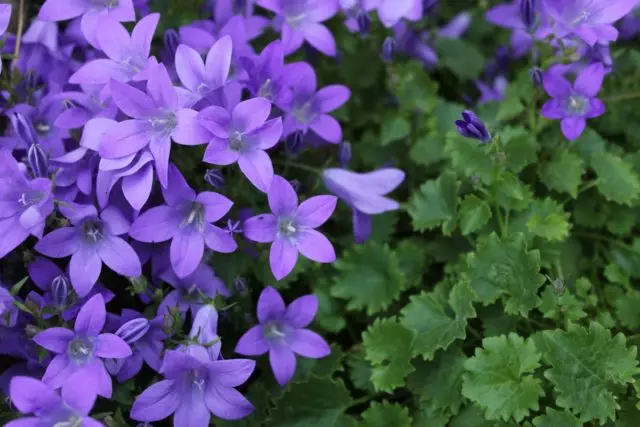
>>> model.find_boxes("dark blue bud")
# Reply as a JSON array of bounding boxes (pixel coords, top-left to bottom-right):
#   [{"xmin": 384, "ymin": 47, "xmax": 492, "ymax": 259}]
[
  {"xmin": 116, "ymin": 317, "xmax": 150, "ymax": 345},
  {"xmin": 204, "ymin": 169, "xmax": 224, "ymax": 188},
  {"xmin": 455, "ymin": 110, "xmax": 491, "ymax": 143},
  {"xmin": 356, "ymin": 11, "xmax": 370, "ymax": 34},
  {"xmin": 289, "ymin": 179, "xmax": 301, "ymax": 192},
  {"xmin": 382, "ymin": 37, "xmax": 396, "ymax": 63},
  {"xmin": 339, "ymin": 141, "xmax": 351, "ymax": 168},
  {"xmin": 51, "ymin": 275, "xmax": 70, "ymax": 308},
  {"xmin": 233, "ymin": 277, "xmax": 247, "ymax": 293},
  {"xmin": 27, "ymin": 143, "xmax": 48, "ymax": 178},
  {"xmin": 519, "ymin": 0, "xmax": 536, "ymax": 30},
  {"xmin": 529, "ymin": 67, "xmax": 543, "ymax": 87},
  {"xmin": 10, "ymin": 112, "xmax": 38, "ymax": 146},
  {"xmin": 286, "ymin": 131, "xmax": 305, "ymax": 156},
  {"xmin": 423, "ymin": 0, "xmax": 438, "ymax": 14},
  {"xmin": 163, "ymin": 29, "xmax": 180, "ymax": 58}
]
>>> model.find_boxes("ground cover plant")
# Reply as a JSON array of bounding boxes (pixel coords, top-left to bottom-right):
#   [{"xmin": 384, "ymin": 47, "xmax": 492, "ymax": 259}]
[{"xmin": 2, "ymin": 0, "xmax": 640, "ymax": 426}]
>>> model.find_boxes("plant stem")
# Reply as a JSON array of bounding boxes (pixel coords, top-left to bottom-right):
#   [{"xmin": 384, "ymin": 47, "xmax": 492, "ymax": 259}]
[
  {"xmin": 11, "ymin": 0, "xmax": 25, "ymax": 70},
  {"xmin": 602, "ymin": 92, "xmax": 640, "ymax": 103},
  {"xmin": 274, "ymin": 160, "xmax": 320, "ymax": 175}
]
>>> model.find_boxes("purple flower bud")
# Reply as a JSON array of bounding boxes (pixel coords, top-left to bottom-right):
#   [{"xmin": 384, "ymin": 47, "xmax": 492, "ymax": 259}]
[
  {"xmin": 10, "ymin": 112, "xmax": 38, "ymax": 146},
  {"xmin": 519, "ymin": 0, "xmax": 536, "ymax": 30},
  {"xmin": 27, "ymin": 143, "xmax": 48, "ymax": 178},
  {"xmin": 382, "ymin": 37, "xmax": 396, "ymax": 63},
  {"xmin": 115, "ymin": 317, "xmax": 150, "ymax": 345},
  {"xmin": 423, "ymin": 0, "xmax": 438, "ymax": 14},
  {"xmin": 204, "ymin": 168, "xmax": 224, "ymax": 188},
  {"xmin": 339, "ymin": 141, "xmax": 351, "ymax": 168},
  {"xmin": 455, "ymin": 110, "xmax": 491, "ymax": 143},
  {"xmin": 289, "ymin": 179, "xmax": 302, "ymax": 192},
  {"xmin": 51, "ymin": 275, "xmax": 70, "ymax": 308},
  {"xmin": 233, "ymin": 277, "xmax": 247, "ymax": 293},
  {"xmin": 356, "ymin": 11, "xmax": 370, "ymax": 34},
  {"xmin": 286, "ymin": 131, "xmax": 305, "ymax": 156},
  {"xmin": 529, "ymin": 67, "xmax": 543, "ymax": 87},
  {"xmin": 163, "ymin": 29, "xmax": 180, "ymax": 58}
]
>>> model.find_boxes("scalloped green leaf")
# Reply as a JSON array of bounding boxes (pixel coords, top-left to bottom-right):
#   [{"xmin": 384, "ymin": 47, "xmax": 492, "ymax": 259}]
[
  {"xmin": 538, "ymin": 150, "xmax": 585, "ymax": 197},
  {"xmin": 407, "ymin": 171, "xmax": 459, "ymax": 233},
  {"xmin": 362, "ymin": 402, "xmax": 412, "ymax": 427},
  {"xmin": 591, "ymin": 152, "xmax": 640, "ymax": 205}
]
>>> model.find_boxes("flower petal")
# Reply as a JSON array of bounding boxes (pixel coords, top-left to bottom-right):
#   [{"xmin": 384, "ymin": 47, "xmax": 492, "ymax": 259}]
[
  {"xmin": 243, "ymin": 214, "xmax": 278, "ymax": 243},
  {"xmin": 238, "ymin": 149, "xmax": 274, "ymax": 193},
  {"xmin": 295, "ymin": 195, "xmax": 336, "ymax": 228},
  {"xmin": 310, "ymin": 114, "xmax": 342, "ymax": 144},
  {"xmin": 284, "ymin": 295, "xmax": 318, "ymax": 329},
  {"xmin": 170, "ymin": 227, "xmax": 205, "ymax": 278},
  {"xmin": 268, "ymin": 175, "xmax": 298, "ymax": 216},
  {"xmin": 296, "ymin": 230, "xmax": 336, "ymax": 263},
  {"xmin": 235, "ymin": 325, "xmax": 269, "ymax": 356},
  {"xmin": 561, "ymin": 117, "xmax": 586, "ymax": 141},
  {"xmin": 575, "ymin": 62, "xmax": 605, "ymax": 97},
  {"xmin": 269, "ymin": 346, "xmax": 296, "ymax": 386},
  {"xmin": 207, "ymin": 359, "xmax": 255, "ymax": 387},
  {"xmin": 130, "ymin": 380, "xmax": 180, "ymax": 422},
  {"xmin": 205, "ymin": 384, "xmax": 254, "ymax": 420},
  {"xmin": 269, "ymin": 238, "xmax": 299, "ymax": 280},
  {"xmin": 288, "ymin": 329, "xmax": 331, "ymax": 358},
  {"xmin": 33, "ymin": 327, "xmax": 74, "ymax": 353},
  {"xmin": 232, "ymin": 98, "xmax": 271, "ymax": 133},
  {"xmin": 69, "ymin": 249, "xmax": 102, "ymax": 297},
  {"xmin": 314, "ymin": 85, "xmax": 350, "ymax": 113},
  {"xmin": 205, "ymin": 35, "xmax": 233, "ymax": 88},
  {"xmin": 129, "ymin": 205, "xmax": 180, "ymax": 242},
  {"xmin": 34, "ymin": 227, "xmax": 78, "ymax": 258},
  {"xmin": 95, "ymin": 333, "xmax": 132, "ymax": 358},
  {"xmin": 74, "ymin": 294, "xmax": 106, "ymax": 335}
]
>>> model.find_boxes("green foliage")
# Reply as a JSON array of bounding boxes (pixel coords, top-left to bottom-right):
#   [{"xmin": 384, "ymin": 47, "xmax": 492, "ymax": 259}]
[
  {"xmin": 591, "ymin": 152, "xmax": 640, "ymax": 205},
  {"xmin": 361, "ymin": 402, "xmax": 412, "ymax": 427},
  {"xmin": 538, "ymin": 151, "xmax": 585, "ymax": 198},
  {"xmin": 408, "ymin": 171, "xmax": 459, "ymax": 233},
  {"xmin": 462, "ymin": 334, "xmax": 544, "ymax": 422}
]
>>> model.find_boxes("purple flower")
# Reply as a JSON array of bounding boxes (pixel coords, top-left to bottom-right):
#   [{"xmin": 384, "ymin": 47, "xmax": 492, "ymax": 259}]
[
  {"xmin": 33, "ymin": 294, "xmax": 132, "ymax": 400},
  {"xmin": 455, "ymin": 110, "xmax": 492, "ymax": 143},
  {"xmin": 69, "ymin": 14, "xmax": 160, "ymax": 87},
  {"xmin": 158, "ymin": 262, "xmax": 229, "ymax": 317},
  {"xmin": 0, "ymin": 285, "xmax": 18, "ymax": 327},
  {"xmin": 542, "ymin": 0, "xmax": 638, "ymax": 45},
  {"xmin": 38, "ymin": 0, "xmax": 135, "ymax": 47},
  {"xmin": 243, "ymin": 175, "xmax": 337, "ymax": 280},
  {"xmin": 476, "ymin": 75, "xmax": 508, "ymax": 104},
  {"xmin": 0, "ymin": 150, "xmax": 54, "ymax": 258},
  {"xmin": 35, "ymin": 203, "xmax": 142, "ymax": 296},
  {"xmin": 373, "ymin": 0, "xmax": 423, "ymax": 28},
  {"xmin": 130, "ymin": 345, "xmax": 255, "ymax": 425},
  {"xmin": 257, "ymin": 0, "xmax": 339, "ymax": 56},
  {"xmin": 322, "ymin": 168, "xmax": 404, "ymax": 243},
  {"xmin": 106, "ymin": 309, "xmax": 165, "ymax": 381},
  {"xmin": 130, "ymin": 164, "xmax": 237, "ymax": 278},
  {"xmin": 485, "ymin": 0, "xmax": 546, "ymax": 57},
  {"xmin": 199, "ymin": 97, "xmax": 283, "ymax": 192},
  {"xmin": 8, "ymin": 376, "xmax": 101, "ymax": 427},
  {"xmin": 98, "ymin": 65, "xmax": 205, "ymax": 187},
  {"xmin": 541, "ymin": 62, "xmax": 606, "ymax": 141},
  {"xmin": 281, "ymin": 63, "xmax": 350, "ymax": 144},
  {"xmin": 175, "ymin": 36, "xmax": 232, "ymax": 106},
  {"xmin": 189, "ymin": 304, "xmax": 222, "ymax": 359},
  {"xmin": 235, "ymin": 287, "xmax": 330, "ymax": 385},
  {"xmin": 239, "ymin": 40, "xmax": 295, "ymax": 107}
]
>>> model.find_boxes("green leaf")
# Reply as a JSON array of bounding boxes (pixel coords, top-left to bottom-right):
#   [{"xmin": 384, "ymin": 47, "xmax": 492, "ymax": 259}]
[
  {"xmin": 445, "ymin": 134, "xmax": 494, "ymax": 183},
  {"xmin": 591, "ymin": 152, "xmax": 640, "ymax": 205},
  {"xmin": 396, "ymin": 239, "xmax": 428, "ymax": 287},
  {"xmin": 495, "ymin": 173, "xmax": 534, "ymax": 211},
  {"xmin": 450, "ymin": 405, "xmax": 519, "ymax": 427},
  {"xmin": 407, "ymin": 345, "xmax": 467, "ymax": 413},
  {"xmin": 346, "ymin": 349, "xmax": 375, "ymax": 393},
  {"xmin": 459, "ymin": 195, "xmax": 492, "ymax": 235},
  {"xmin": 538, "ymin": 150, "xmax": 585, "ymax": 197},
  {"xmin": 407, "ymin": 171, "xmax": 459, "ymax": 233},
  {"xmin": 614, "ymin": 290, "xmax": 640, "ymax": 329},
  {"xmin": 435, "ymin": 37, "xmax": 485, "ymax": 80},
  {"xmin": 295, "ymin": 344, "xmax": 344, "ymax": 381},
  {"xmin": 532, "ymin": 408, "xmax": 583, "ymax": 427},
  {"xmin": 331, "ymin": 242, "xmax": 406, "ymax": 315},
  {"xmin": 412, "ymin": 407, "xmax": 451, "ymax": 427},
  {"xmin": 525, "ymin": 198, "xmax": 571, "ymax": 241},
  {"xmin": 269, "ymin": 377, "xmax": 353, "ymax": 427},
  {"xmin": 314, "ymin": 279, "xmax": 347, "ymax": 333},
  {"xmin": 362, "ymin": 402, "xmax": 412, "ymax": 427},
  {"xmin": 533, "ymin": 323, "xmax": 640, "ymax": 423},
  {"xmin": 468, "ymin": 233, "xmax": 546, "ymax": 316},
  {"xmin": 500, "ymin": 126, "xmax": 540, "ymax": 173},
  {"xmin": 401, "ymin": 280, "xmax": 476, "ymax": 360},
  {"xmin": 410, "ymin": 134, "xmax": 447, "ymax": 167},
  {"xmin": 462, "ymin": 333, "xmax": 544, "ymax": 422},
  {"xmin": 538, "ymin": 287, "xmax": 587, "ymax": 322},
  {"xmin": 389, "ymin": 62, "xmax": 439, "ymax": 112},
  {"xmin": 496, "ymin": 93, "xmax": 525, "ymax": 122},
  {"xmin": 380, "ymin": 116, "xmax": 411, "ymax": 146},
  {"xmin": 362, "ymin": 318, "xmax": 415, "ymax": 393}
]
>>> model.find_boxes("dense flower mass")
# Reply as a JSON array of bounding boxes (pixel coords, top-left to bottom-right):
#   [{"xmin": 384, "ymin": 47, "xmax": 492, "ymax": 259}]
[{"xmin": 1, "ymin": 0, "xmax": 639, "ymax": 425}]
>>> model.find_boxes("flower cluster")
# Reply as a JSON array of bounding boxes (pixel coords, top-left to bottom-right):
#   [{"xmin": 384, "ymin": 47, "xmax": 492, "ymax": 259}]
[{"xmin": 0, "ymin": 0, "xmax": 406, "ymax": 426}]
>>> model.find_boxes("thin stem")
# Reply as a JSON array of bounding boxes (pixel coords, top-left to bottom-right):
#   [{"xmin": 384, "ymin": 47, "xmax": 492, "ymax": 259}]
[
  {"xmin": 274, "ymin": 160, "xmax": 320, "ymax": 175},
  {"xmin": 602, "ymin": 92, "xmax": 640, "ymax": 103},
  {"xmin": 11, "ymin": 0, "xmax": 25, "ymax": 70},
  {"xmin": 574, "ymin": 230, "xmax": 640, "ymax": 255}
]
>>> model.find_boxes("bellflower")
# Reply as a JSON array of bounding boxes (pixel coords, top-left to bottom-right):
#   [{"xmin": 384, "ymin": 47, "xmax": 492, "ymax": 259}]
[
  {"xmin": 455, "ymin": 110, "xmax": 492, "ymax": 143},
  {"xmin": 199, "ymin": 97, "xmax": 283, "ymax": 192},
  {"xmin": 542, "ymin": 0, "xmax": 639, "ymax": 46},
  {"xmin": 0, "ymin": 285, "xmax": 18, "ymax": 327},
  {"xmin": 0, "ymin": 150, "xmax": 54, "ymax": 258},
  {"xmin": 130, "ymin": 345, "xmax": 255, "ymax": 426},
  {"xmin": 69, "ymin": 14, "xmax": 160, "ymax": 88},
  {"xmin": 214, "ymin": 0, "xmax": 270, "ymax": 40},
  {"xmin": 281, "ymin": 63, "xmax": 350, "ymax": 144},
  {"xmin": 129, "ymin": 164, "xmax": 237, "ymax": 278},
  {"xmin": 8, "ymin": 376, "xmax": 101, "ymax": 427},
  {"xmin": 541, "ymin": 62, "xmax": 605, "ymax": 141},
  {"xmin": 158, "ymin": 261, "xmax": 229, "ymax": 317},
  {"xmin": 38, "ymin": 0, "xmax": 135, "ymax": 47},
  {"xmin": 485, "ymin": 0, "xmax": 547, "ymax": 57},
  {"xmin": 322, "ymin": 168, "xmax": 404, "ymax": 243},
  {"xmin": 189, "ymin": 304, "xmax": 222, "ymax": 359},
  {"xmin": 174, "ymin": 35, "xmax": 232, "ymax": 106},
  {"xmin": 239, "ymin": 40, "xmax": 295, "ymax": 107},
  {"xmin": 105, "ymin": 309, "xmax": 165, "ymax": 381},
  {"xmin": 235, "ymin": 286, "xmax": 330, "ymax": 385},
  {"xmin": 35, "ymin": 203, "xmax": 142, "ymax": 296},
  {"xmin": 98, "ymin": 65, "xmax": 205, "ymax": 187},
  {"xmin": 257, "ymin": 0, "xmax": 339, "ymax": 56},
  {"xmin": 371, "ymin": 0, "xmax": 423, "ymax": 28},
  {"xmin": 243, "ymin": 175, "xmax": 337, "ymax": 280},
  {"xmin": 33, "ymin": 294, "xmax": 132, "ymax": 400}
]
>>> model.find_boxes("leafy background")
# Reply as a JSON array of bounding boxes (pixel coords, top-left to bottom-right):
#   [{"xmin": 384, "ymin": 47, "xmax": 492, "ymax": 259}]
[{"xmin": 4, "ymin": 0, "xmax": 640, "ymax": 426}]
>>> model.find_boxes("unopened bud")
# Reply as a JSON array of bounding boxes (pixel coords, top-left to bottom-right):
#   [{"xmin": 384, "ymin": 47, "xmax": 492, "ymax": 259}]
[
  {"xmin": 356, "ymin": 11, "xmax": 370, "ymax": 34},
  {"xmin": 116, "ymin": 317, "xmax": 150, "ymax": 345},
  {"xmin": 519, "ymin": 0, "xmax": 537, "ymax": 30},
  {"xmin": 163, "ymin": 29, "xmax": 180, "ymax": 58},
  {"xmin": 51, "ymin": 275, "xmax": 70, "ymax": 308},
  {"xmin": 338, "ymin": 141, "xmax": 351, "ymax": 168},
  {"xmin": 382, "ymin": 37, "xmax": 396, "ymax": 63},
  {"xmin": 10, "ymin": 112, "xmax": 38, "ymax": 146},
  {"xmin": 27, "ymin": 143, "xmax": 48, "ymax": 178}
]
